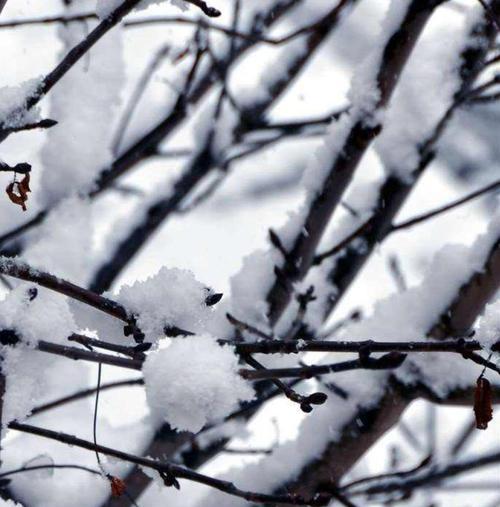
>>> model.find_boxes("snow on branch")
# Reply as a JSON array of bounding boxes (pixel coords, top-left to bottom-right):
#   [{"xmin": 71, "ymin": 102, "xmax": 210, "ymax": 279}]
[
  {"xmin": 306, "ymin": 1, "xmax": 499, "ymax": 327},
  {"xmin": 234, "ymin": 0, "xmax": 444, "ymax": 331},
  {"xmin": 188, "ymin": 208, "xmax": 500, "ymax": 507}
]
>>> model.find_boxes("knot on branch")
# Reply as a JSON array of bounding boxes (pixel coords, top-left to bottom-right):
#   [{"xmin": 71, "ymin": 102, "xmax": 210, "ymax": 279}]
[{"xmin": 359, "ymin": 348, "xmax": 407, "ymax": 370}]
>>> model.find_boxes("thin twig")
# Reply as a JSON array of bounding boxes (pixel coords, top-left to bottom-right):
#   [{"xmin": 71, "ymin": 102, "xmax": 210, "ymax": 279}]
[
  {"xmin": 31, "ymin": 378, "xmax": 143, "ymax": 415},
  {"xmin": 239, "ymin": 353, "xmax": 407, "ymax": 381},
  {"xmin": 391, "ymin": 178, "xmax": 500, "ymax": 232},
  {"xmin": 8, "ymin": 422, "xmax": 332, "ymax": 506}
]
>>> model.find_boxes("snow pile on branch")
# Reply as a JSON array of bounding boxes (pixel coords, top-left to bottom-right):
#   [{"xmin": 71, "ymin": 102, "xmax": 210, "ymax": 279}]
[
  {"xmin": 376, "ymin": 6, "xmax": 485, "ymax": 180},
  {"xmin": 96, "ymin": 0, "xmax": 188, "ymax": 19},
  {"xmin": 301, "ymin": 0, "xmax": 411, "ymax": 195},
  {"xmin": 0, "ymin": 500, "xmax": 23, "ymax": 507},
  {"xmin": 0, "ymin": 78, "xmax": 41, "ymax": 128},
  {"xmin": 73, "ymin": 267, "xmax": 216, "ymax": 343},
  {"xmin": 224, "ymin": 248, "xmax": 281, "ymax": 334},
  {"xmin": 476, "ymin": 299, "xmax": 500, "ymax": 351},
  {"xmin": 143, "ymin": 335, "xmax": 254, "ymax": 432},
  {"xmin": 341, "ymin": 210, "xmax": 500, "ymax": 395},
  {"xmin": 0, "ymin": 285, "xmax": 75, "ymax": 347},
  {"xmin": 0, "ymin": 286, "xmax": 76, "ymax": 425},
  {"xmin": 39, "ymin": 12, "xmax": 124, "ymax": 207}
]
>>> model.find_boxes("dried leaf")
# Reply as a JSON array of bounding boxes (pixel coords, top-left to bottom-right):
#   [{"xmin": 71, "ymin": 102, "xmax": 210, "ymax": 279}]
[
  {"xmin": 19, "ymin": 173, "xmax": 31, "ymax": 193},
  {"xmin": 474, "ymin": 377, "xmax": 493, "ymax": 430},
  {"xmin": 109, "ymin": 476, "xmax": 126, "ymax": 497},
  {"xmin": 6, "ymin": 182, "xmax": 27, "ymax": 211}
]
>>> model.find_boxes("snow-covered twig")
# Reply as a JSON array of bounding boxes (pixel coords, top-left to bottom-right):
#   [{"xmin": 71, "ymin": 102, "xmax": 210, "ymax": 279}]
[
  {"xmin": 0, "ymin": 0, "xmax": 144, "ymax": 143},
  {"xmin": 0, "ymin": 258, "xmax": 131, "ymax": 325}
]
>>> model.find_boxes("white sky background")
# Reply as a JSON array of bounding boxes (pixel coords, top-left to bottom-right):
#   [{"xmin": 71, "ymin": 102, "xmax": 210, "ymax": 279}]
[{"xmin": 0, "ymin": 0, "xmax": 499, "ymax": 506}]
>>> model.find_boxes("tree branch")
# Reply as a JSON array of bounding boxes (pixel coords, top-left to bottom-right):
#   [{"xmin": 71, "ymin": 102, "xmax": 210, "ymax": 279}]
[
  {"xmin": 265, "ymin": 0, "xmax": 442, "ymax": 326},
  {"xmin": 319, "ymin": 0, "xmax": 498, "ymax": 323},
  {"xmin": 0, "ymin": 0, "xmax": 145, "ymax": 142},
  {"xmin": 7, "ymin": 422, "xmax": 333, "ymax": 506}
]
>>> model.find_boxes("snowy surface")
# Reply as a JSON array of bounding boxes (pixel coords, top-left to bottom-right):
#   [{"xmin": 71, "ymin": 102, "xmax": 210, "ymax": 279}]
[
  {"xmin": 0, "ymin": 286, "xmax": 76, "ymax": 426},
  {"xmin": 96, "ymin": 0, "xmax": 188, "ymax": 19},
  {"xmin": 476, "ymin": 298, "xmax": 500, "ymax": 351},
  {"xmin": 0, "ymin": 500, "xmax": 23, "ymax": 507},
  {"xmin": 0, "ymin": 78, "xmax": 41, "ymax": 128},
  {"xmin": 143, "ymin": 335, "xmax": 254, "ymax": 432}
]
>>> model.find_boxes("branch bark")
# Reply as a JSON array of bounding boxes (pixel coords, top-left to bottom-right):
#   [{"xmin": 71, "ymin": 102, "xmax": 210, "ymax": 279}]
[
  {"xmin": 276, "ymin": 224, "xmax": 500, "ymax": 500},
  {"xmin": 319, "ymin": 0, "xmax": 499, "ymax": 322},
  {"xmin": 265, "ymin": 0, "xmax": 444, "ymax": 326}
]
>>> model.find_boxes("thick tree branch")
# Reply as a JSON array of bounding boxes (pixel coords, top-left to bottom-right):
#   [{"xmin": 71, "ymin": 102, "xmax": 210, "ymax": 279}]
[
  {"xmin": 265, "ymin": 0, "xmax": 443, "ymax": 326},
  {"xmin": 0, "ymin": 258, "xmax": 130, "ymax": 323},
  {"xmin": 320, "ymin": 0, "xmax": 499, "ymax": 323}
]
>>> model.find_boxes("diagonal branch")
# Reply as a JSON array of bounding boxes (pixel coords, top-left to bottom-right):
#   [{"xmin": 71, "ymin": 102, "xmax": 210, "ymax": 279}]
[
  {"xmin": 0, "ymin": 258, "xmax": 129, "ymax": 323},
  {"xmin": 89, "ymin": 0, "xmax": 358, "ymax": 294},
  {"xmin": 265, "ymin": 0, "xmax": 444, "ymax": 326},
  {"xmin": 318, "ymin": 1, "xmax": 499, "ymax": 323},
  {"xmin": 0, "ymin": 0, "xmax": 145, "ymax": 143}
]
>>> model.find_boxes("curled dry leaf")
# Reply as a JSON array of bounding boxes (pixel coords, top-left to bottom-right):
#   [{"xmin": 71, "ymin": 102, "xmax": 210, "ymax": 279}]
[
  {"xmin": 474, "ymin": 377, "xmax": 493, "ymax": 430},
  {"xmin": 109, "ymin": 476, "xmax": 126, "ymax": 497},
  {"xmin": 5, "ymin": 174, "xmax": 30, "ymax": 211},
  {"xmin": 19, "ymin": 173, "xmax": 31, "ymax": 193}
]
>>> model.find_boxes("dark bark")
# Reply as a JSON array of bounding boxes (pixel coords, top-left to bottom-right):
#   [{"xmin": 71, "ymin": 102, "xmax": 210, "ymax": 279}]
[{"xmin": 265, "ymin": 0, "xmax": 444, "ymax": 326}]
